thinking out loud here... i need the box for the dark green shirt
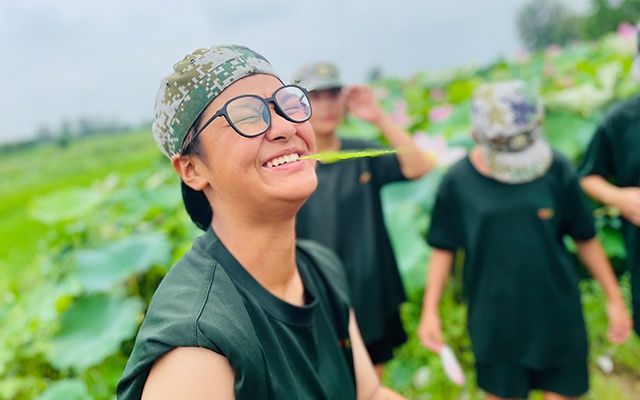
[578,94,640,335]
[427,151,595,368]
[296,138,407,344]
[117,228,356,399]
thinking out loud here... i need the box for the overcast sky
[0,0,589,144]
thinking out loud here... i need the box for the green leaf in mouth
[300,148,397,163]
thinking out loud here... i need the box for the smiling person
[418,80,632,400]
[291,62,433,379]
[116,45,405,399]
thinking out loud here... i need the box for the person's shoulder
[603,94,640,123]
[440,156,471,182]
[296,239,350,297]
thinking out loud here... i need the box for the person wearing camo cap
[578,27,640,339]
[418,80,631,400]
[292,62,433,380]
[116,44,405,399]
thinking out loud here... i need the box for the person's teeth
[268,153,300,167]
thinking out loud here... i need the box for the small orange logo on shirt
[538,208,554,220]
[359,171,371,184]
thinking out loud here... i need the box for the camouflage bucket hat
[291,62,343,92]
[153,44,277,157]
[154,44,278,231]
[471,80,552,184]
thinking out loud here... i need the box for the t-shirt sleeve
[577,116,614,179]
[560,156,597,240]
[426,172,462,250]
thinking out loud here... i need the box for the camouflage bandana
[472,80,552,184]
[153,44,277,157]
[291,62,343,92]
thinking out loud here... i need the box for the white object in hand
[439,344,465,386]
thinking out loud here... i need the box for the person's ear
[171,154,208,191]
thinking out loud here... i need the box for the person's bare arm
[343,85,433,180]
[142,346,235,399]
[349,310,406,400]
[418,249,454,352]
[575,238,633,344]
[580,175,640,226]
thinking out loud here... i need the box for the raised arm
[580,175,640,226]
[574,238,633,344]
[342,85,433,180]
[142,347,235,399]
[418,248,455,352]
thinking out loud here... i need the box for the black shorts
[365,313,407,365]
[476,361,589,399]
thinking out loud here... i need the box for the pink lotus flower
[617,22,636,38]
[413,131,467,167]
[430,88,445,101]
[390,99,411,127]
[428,104,453,123]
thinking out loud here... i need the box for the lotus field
[1,29,640,399]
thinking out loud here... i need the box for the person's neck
[469,146,492,177]
[211,209,305,306]
[314,132,341,152]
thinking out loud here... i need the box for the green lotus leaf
[36,379,89,400]
[47,294,144,371]
[543,111,600,162]
[28,187,104,224]
[75,232,171,292]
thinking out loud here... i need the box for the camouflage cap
[471,80,552,184]
[291,62,343,92]
[153,44,277,157]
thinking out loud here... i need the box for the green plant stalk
[300,148,398,163]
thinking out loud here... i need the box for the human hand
[418,310,444,353]
[612,187,640,226]
[342,85,384,124]
[606,300,632,345]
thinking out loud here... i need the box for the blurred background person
[292,62,433,379]
[418,80,631,400]
[578,29,640,337]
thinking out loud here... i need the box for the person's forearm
[575,238,625,305]
[422,249,455,313]
[373,113,432,180]
[369,386,406,399]
[580,175,620,206]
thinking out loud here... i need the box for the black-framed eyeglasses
[186,84,312,146]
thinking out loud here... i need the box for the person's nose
[264,105,296,142]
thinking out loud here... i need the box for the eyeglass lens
[226,86,311,137]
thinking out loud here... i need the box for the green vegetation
[2,30,640,399]
[517,0,640,51]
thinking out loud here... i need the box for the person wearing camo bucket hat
[470,80,552,184]
[419,80,631,399]
[117,44,406,399]
[579,25,640,338]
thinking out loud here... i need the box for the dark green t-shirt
[578,94,640,335]
[427,151,595,368]
[295,138,407,344]
[116,228,356,399]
